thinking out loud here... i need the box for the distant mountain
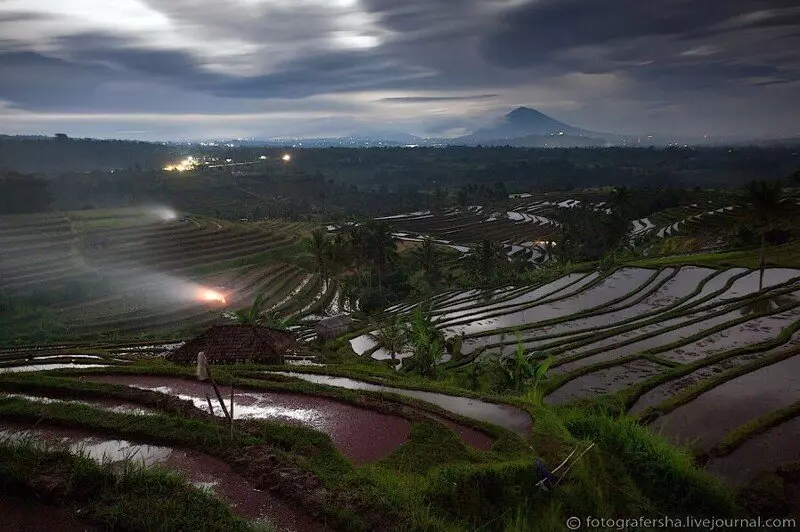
[455,107,611,146]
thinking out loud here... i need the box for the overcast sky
[0,0,798,140]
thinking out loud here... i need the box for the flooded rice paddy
[85,374,412,464]
[358,266,800,486]
[650,353,800,452]
[271,372,531,437]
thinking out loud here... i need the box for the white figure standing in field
[196,351,208,381]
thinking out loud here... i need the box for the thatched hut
[316,315,354,340]
[168,324,294,365]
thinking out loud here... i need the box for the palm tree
[310,227,330,278]
[364,221,397,288]
[744,180,784,290]
[413,237,440,282]
[472,239,505,282]
[345,222,366,272]
[610,186,633,220]
[367,316,408,363]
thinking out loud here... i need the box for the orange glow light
[198,289,227,305]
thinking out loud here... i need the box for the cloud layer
[0,0,797,139]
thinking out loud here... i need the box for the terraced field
[350,264,800,488]
[366,202,562,253]
[0,208,339,343]
[0,351,535,530]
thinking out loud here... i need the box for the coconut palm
[413,237,440,282]
[364,221,397,287]
[345,222,366,272]
[744,180,785,290]
[310,227,330,278]
[472,239,506,282]
[367,316,408,363]
[610,186,633,220]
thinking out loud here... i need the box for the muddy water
[271,372,532,437]
[605,268,676,309]
[701,269,800,306]
[437,274,601,335]
[86,375,411,464]
[651,353,800,452]
[705,416,800,486]
[552,308,746,374]
[434,273,587,323]
[658,308,800,363]
[517,267,717,345]
[674,268,748,309]
[442,269,653,337]
[630,331,800,414]
[0,423,322,531]
[432,287,521,315]
[545,360,665,405]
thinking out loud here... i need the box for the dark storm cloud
[482,0,800,65]
[0,0,797,138]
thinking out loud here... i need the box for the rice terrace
[2,137,800,532]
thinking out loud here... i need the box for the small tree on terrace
[367,315,408,363]
[743,180,784,290]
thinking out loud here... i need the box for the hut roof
[168,324,295,365]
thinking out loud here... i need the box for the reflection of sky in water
[71,439,173,466]
[271,372,531,437]
[0,429,172,467]
[131,385,323,425]
[0,364,109,374]
[34,355,102,360]
[0,393,152,416]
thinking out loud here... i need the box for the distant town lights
[163,156,198,172]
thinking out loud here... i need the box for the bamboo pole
[229,382,235,438]
[204,361,231,421]
[205,394,215,417]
